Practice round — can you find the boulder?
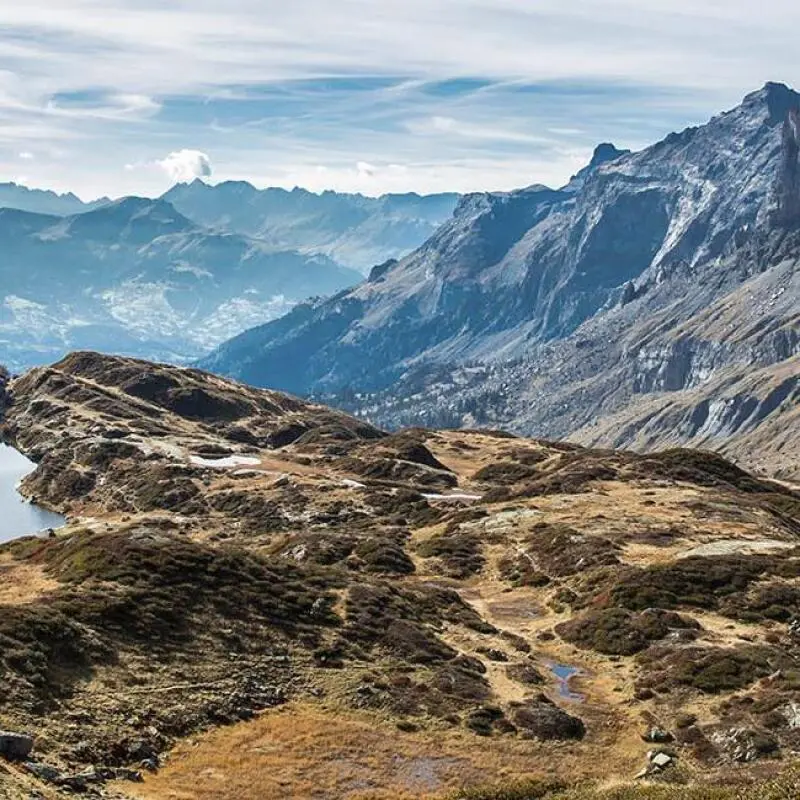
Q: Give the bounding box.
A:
[23,763,61,783]
[511,697,586,741]
[643,727,674,744]
[0,731,34,760]
[649,751,674,769]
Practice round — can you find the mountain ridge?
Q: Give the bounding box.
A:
[0,181,110,216]
[162,180,460,273]
[200,82,800,477]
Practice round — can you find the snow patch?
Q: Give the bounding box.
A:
[422,492,482,502]
[190,455,262,469]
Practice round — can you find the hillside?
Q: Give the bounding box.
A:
[1,352,799,798]
[199,83,800,478]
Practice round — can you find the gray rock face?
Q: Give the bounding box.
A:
[0,730,34,759]
[203,83,799,392]
[200,83,800,477]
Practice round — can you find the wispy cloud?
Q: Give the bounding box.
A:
[0,0,798,198]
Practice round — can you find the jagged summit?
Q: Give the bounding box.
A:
[588,142,630,169]
[745,81,800,125]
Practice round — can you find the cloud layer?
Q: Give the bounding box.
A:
[0,1,798,198]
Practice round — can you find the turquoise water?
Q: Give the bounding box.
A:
[0,443,65,544]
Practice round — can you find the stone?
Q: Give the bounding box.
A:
[650,752,674,769]
[484,648,509,663]
[23,763,61,783]
[643,727,674,744]
[115,768,144,783]
[0,731,34,760]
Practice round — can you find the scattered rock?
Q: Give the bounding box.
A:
[649,751,674,769]
[710,727,780,762]
[0,731,34,760]
[23,763,61,783]
[480,648,509,663]
[636,749,676,777]
[115,768,144,783]
[643,727,674,744]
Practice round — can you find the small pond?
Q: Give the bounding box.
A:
[0,443,66,544]
[547,662,586,703]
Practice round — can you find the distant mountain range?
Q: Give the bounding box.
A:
[201,82,800,479]
[0,184,459,370]
[0,182,110,216]
[162,181,459,273]
[0,198,361,370]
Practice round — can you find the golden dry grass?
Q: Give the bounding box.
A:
[0,554,60,606]
[122,702,657,800]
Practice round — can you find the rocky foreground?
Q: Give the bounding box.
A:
[1,352,799,799]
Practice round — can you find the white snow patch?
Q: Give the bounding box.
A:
[422,492,482,502]
[341,479,367,489]
[190,455,262,469]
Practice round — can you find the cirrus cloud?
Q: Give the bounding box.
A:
[0,1,798,199]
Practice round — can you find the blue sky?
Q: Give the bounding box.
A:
[0,0,798,199]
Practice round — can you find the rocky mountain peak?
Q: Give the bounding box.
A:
[200,82,800,462]
[569,142,631,186]
[763,81,800,125]
[588,142,630,169]
[742,81,800,125]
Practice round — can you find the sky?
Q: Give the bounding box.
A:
[0,0,798,200]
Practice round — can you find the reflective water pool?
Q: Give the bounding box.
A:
[0,443,66,544]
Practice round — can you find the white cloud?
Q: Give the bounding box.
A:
[157,149,213,184]
[18,151,34,160]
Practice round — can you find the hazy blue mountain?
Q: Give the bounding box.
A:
[0,182,109,216]
[162,182,460,273]
[0,198,360,370]
[201,83,800,476]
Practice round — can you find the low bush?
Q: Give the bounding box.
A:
[558,608,699,656]
[416,528,485,578]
